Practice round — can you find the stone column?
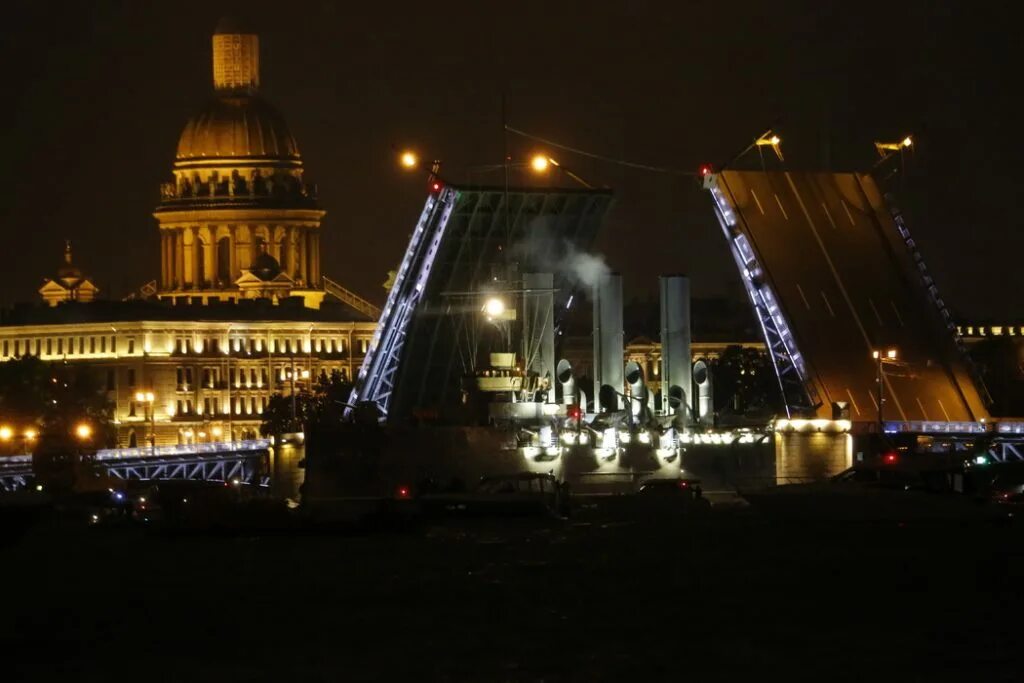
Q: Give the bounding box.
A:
[309,233,317,284]
[229,225,238,284]
[193,226,202,290]
[286,227,297,278]
[297,228,307,285]
[160,233,168,288]
[175,229,185,290]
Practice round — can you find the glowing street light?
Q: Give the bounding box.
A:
[75,422,93,441]
[24,429,37,441]
[134,390,156,455]
[530,154,551,173]
[872,348,898,431]
[874,136,913,157]
[482,297,506,319]
[0,426,12,441]
[755,132,784,161]
[399,150,419,169]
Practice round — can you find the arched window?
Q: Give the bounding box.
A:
[128,431,138,448]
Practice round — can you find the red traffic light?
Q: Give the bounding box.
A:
[699,164,713,177]
[429,180,443,194]
[882,451,898,465]
[396,485,411,499]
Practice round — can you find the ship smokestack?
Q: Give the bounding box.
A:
[593,273,624,411]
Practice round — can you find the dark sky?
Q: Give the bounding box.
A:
[0,0,1018,320]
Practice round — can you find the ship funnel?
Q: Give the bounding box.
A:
[624,360,648,419]
[523,273,556,404]
[557,359,577,406]
[693,359,714,425]
[659,275,692,423]
[593,273,624,411]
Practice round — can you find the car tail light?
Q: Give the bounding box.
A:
[883,452,898,464]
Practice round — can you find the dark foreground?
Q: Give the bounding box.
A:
[1,508,1021,682]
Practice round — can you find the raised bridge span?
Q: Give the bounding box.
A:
[705,170,989,424]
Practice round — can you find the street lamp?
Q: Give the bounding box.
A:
[528,153,593,188]
[482,296,506,320]
[399,150,419,169]
[872,348,898,431]
[75,422,93,441]
[755,132,784,161]
[874,136,913,157]
[135,390,156,456]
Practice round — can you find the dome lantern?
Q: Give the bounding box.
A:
[212,16,259,94]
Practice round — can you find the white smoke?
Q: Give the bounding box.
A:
[561,245,611,289]
[512,217,610,288]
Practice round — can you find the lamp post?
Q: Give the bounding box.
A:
[872,349,897,432]
[0,426,38,455]
[135,390,156,456]
[285,362,311,432]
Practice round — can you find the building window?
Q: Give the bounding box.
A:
[128,369,136,386]
[90,337,96,354]
[128,339,135,354]
[204,398,212,415]
[177,399,184,415]
[185,368,193,385]
[46,339,52,355]
[229,368,236,386]
[176,368,184,387]
[79,337,85,353]
[110,336,116,352]
[129,401,137,417]
[186,400,194,415]
[101,337,106,353]
[250,397,257,414]
[57,339,63,354]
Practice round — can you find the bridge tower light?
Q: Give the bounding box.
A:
[874,136,913,157]
[755,132,784,161]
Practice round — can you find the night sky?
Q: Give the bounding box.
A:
[0,1,1017,320]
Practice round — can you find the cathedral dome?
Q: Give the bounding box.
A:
[176,95,300,162]
[249,250,283,280]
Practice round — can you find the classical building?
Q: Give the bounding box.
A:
[38,243,99,307]
[155,17,329,307]
[0,20,379,448]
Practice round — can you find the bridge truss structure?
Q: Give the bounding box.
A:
[348,183,614,422]
[704,170,988,424]
[0,439,271,492]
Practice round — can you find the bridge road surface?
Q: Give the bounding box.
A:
[718,170,986,423]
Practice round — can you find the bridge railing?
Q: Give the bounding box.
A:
[95,439,271,461]
[322,276,382,320]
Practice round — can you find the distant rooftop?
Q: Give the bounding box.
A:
[0,297,375,327]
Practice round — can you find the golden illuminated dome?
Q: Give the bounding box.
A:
[176,95,300,162]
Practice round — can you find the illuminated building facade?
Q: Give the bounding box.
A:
[155,17,338,308]
[0,19,377,447]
